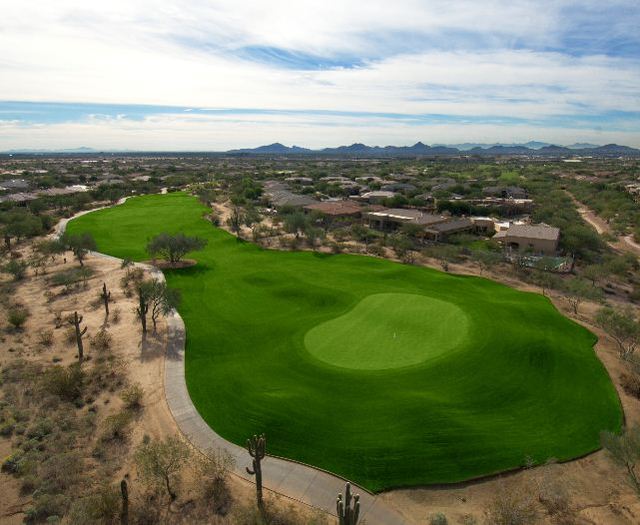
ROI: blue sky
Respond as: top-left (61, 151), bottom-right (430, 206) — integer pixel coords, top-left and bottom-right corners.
top-left (1, 1), bottom-right (639, 150)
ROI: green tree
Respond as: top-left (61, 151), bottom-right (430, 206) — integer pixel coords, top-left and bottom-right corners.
top-left (1, 209), bottom-right (43, 249)
top-left (226, 207), bottom-right (244, 238)
top-left (135, 436), bottom-right (190, 502)
top-left (305, 226), bottom-right (325, 250)
top-left (3, 259), bottom-right (29, 281)
top-left (472, 250), bottom-right (503, 275)
top-left (243, 207), bottom-right (262, 231)
top-left (283, 211), bottom-right (308, 240)
top-left (582, 264), bottom-right (607, 287)
top-left (400, 223), bottom-right (424, 244)
top-left (530, 270), bottom-right (562, 297)
top-left (146, 232), bottom-right (207, 265)
top-left (564, 277), bottom-right (602, 315)
top-left (389, 233), bottom-right (412, 260)
top-left (63, 232), bottom-right (97, 267)
top-left (596, 307), bottom-right (640, 360)
top-left (139, 279), bottom-right (181, 332)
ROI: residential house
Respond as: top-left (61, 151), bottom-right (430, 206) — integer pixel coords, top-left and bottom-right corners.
top-left (482, 186), bottom-right (528, 199)
top-left (424, 218), bottom-right (475, 241)
top-left (0, 179), bottom-right (29, 192)
top-left (366, 208), bottom-right (446, 231)
top-left (304, 200), bottom-right (362, 218)
top-left (356, 190), bottom-right (396, 204)
top-left (266, 189), bottom-right (318, 209)
top-left (381, 182), bottom-right (417, 193)
top-left (493, 224), bottom-right (560, 255)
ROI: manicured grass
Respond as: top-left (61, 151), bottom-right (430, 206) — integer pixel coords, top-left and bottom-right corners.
top-left (305, 293), bottom-right (469, 370)
top-left (67, 192), bottom-right (622, 492)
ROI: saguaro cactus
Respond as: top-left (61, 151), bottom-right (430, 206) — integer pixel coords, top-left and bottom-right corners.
top-left (337, 483), bottom-right (360, 525)
top-left (68, 311), bottom-right (87, 363)
top-left (246, 433), bottom-right (266, 508)
top-left (120, 478), bottom-right (129, 525)
top-left (100, 282), bottom-right (111, 317)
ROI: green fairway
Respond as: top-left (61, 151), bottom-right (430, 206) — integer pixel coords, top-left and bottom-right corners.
top-left (67, 192), bottom-right (622, 492)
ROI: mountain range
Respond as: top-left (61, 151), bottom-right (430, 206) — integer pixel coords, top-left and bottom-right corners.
top-left (3, 142), bottom-right (639, 157)
top-left (227, 142), bottom-right (640, 157)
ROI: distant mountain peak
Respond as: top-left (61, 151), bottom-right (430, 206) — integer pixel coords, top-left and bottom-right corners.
top-left (222, 142), bottom-right (639, 158)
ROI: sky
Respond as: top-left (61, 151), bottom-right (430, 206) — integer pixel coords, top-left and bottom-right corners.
top-left (1, 0), bottom-right (639, 150)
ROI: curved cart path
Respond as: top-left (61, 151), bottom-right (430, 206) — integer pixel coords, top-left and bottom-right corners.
top-left (57, 206), bottom-right (409, 525)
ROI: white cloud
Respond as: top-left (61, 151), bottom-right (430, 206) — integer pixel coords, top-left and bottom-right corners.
top-left (1, 112), bottom-right (638, 149)
top-left (0, 1), bottom-right (638, 147)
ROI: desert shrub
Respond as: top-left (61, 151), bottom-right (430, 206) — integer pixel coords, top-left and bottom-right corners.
top-left (402, 251), bottom-right (417, 265)
top-left (0, 418), bottom-right (16, 436)
top-left (86, 356), bottom-right (127, 394)
top-left (42, 364), bottom-right (84, 401)
top-left (332, 228), bottom-right (350, 242)
top-left (111, 307), bottom-right (121, 324)
top-left (53, 311), bottom-right (63, 328)
top-left (2, 451), bottom-right (24, 474)
top-left (90, 329), bottom-right (112, 352)
top-left (24, 493), bottom-right (70, 524)
top-left (538, 478), bottom-right (570, 516)
top-left (621, 372), bottom-right (640, 400)
top-left (64, 327), bottom-right (77, 345)
top-left (367, 244), bottom-right (385, 257)
top-left (67, 484), bottom-right (120, 525)
top-left (485, 485), bottom-right (537, 525)
top-left (50, 267), bottom-right (94, 292)
top-left (26, 417), bottom-right (54, 440)
top-left (101, 410), bottom-right (132, 442)
top-left (120, 267), bottom-right (144, 290)
top-left (196, 448), bottom-right (235, 515)
top-left (284, 236), bottom-right (300, 250)
top-left (128, 490), bottom-right (164, 525)
top-left (233, 499), bottom-right (329, 525)
top-left (429, 512), bottom-right (448, 525)
top-left (120, 383), bottom-right (144, 409)
top-left (37, 329), bottom-right (54, 348)
top-left (1, 359), bottom-right (42, 384)
top-left (38, 450), bottom-right (84, 493)
top-left (3, 259), bottom-right (29, 281)
top-left (7, 306), bottom-right (29, 329)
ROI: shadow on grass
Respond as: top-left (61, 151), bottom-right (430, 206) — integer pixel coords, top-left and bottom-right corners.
top-left (164, 262), bottom-right (214, 278)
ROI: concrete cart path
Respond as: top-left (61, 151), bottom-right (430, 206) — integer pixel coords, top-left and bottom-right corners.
top-left (58, 206), bottom-right (410, 525)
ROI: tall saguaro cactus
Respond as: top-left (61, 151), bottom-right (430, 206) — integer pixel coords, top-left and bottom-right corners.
top-left (337, 483), bottom-right (360, 525)
top-left (246, 433), bottom-right (266, 508)
top-left (101, 282), bottom-right (112, 317)
top-left (68, 311), bottom-right (87, 363)
top-left (120, 478), bottom-right (129, 525)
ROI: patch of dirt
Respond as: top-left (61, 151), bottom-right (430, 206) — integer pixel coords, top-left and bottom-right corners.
top-left (567, 191), bottom-right (640, 257)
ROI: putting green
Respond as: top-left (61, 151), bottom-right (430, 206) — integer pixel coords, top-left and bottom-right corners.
top-left (66, 192), bottom-right (623, 492)
top-left (305, 293), bottom-right (469, 370)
